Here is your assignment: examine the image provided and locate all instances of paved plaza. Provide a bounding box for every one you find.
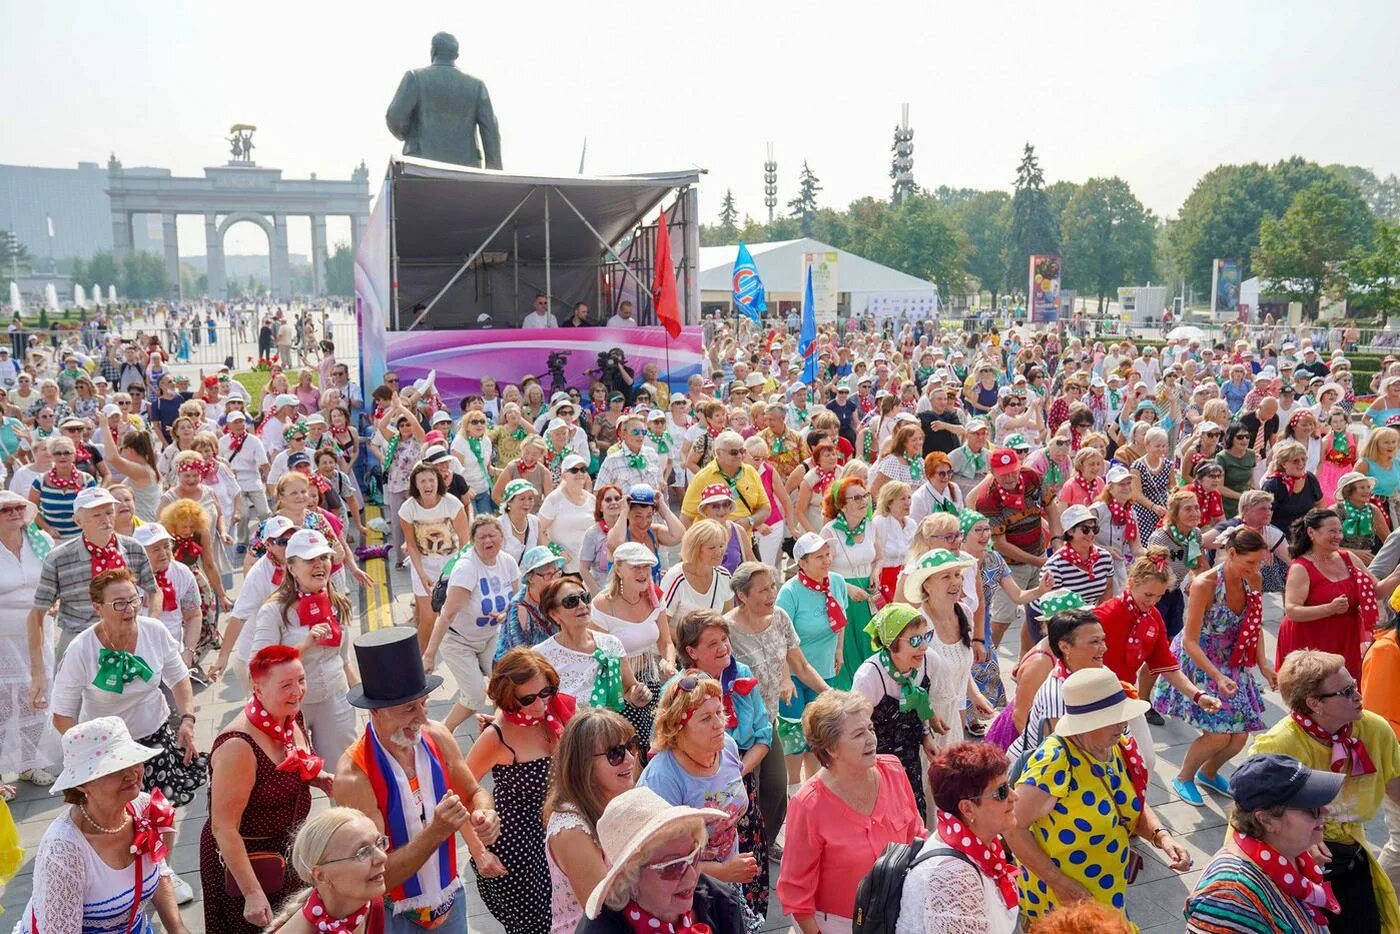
[2,546,1388,934]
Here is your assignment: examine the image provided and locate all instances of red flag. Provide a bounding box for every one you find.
[652,213,683,338]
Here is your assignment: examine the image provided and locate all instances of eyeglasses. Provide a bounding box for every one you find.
[629,428,646,436]
[1316,684,1361,701]
[104,597,142,612]
[933,469,952,478]
[718,448,743,456]
[846,493,870,503]
[968,782,1013,802]
[514,684,558,707]
[559,591,593,610]
[1075,523,1100,534]
[0,505,27,516]
[594,737,641,767]
[320,835,390,865]
[565,466,588,475]
[646,842,703,880]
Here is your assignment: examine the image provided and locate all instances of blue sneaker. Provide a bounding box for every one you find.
[1172,777,1204,807]
[1196,770,1231,796]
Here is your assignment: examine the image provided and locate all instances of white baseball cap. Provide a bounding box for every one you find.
[262,515,297,540]
[131,523,171,548]
[73,487,117,512]
[285,529,334,561]
[793,532,829,560]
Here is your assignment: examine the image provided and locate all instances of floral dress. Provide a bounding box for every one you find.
[1130,456,1173,540]
[1150,571,1265,733]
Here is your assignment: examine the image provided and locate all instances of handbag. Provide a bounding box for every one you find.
[223,850,287,898]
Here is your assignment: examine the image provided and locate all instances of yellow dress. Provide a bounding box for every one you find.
[0,798,22,910]
[1015,735,1141,931]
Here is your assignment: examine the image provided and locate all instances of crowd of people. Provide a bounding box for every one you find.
[2,306,1400,933]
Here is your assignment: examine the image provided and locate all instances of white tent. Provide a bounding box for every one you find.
[699,237,938,320]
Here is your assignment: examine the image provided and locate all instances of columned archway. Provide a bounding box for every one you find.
[215,212,276,298]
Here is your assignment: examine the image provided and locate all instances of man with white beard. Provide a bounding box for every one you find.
[335,627,502,932]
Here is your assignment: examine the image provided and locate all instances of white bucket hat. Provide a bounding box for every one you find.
[51,715,160,794]
[584,787,726,919]
[1059,504,1096,533]
[1053,668,1150,737]
[0,490,37,525]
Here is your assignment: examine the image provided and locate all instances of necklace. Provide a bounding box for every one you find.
[678,745,720,773]
[79,803,130,834]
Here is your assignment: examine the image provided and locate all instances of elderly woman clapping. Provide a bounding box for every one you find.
[579,786,743,932]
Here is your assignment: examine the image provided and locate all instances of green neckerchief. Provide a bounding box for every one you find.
[648,431,671,454]
[464,434,489,476]
[716,467,743,495]
[877,649,934,721]
[1339,499,1374,539]
[545,438,567,468]
[1166,524,1203,567]
[792,407,809,425]
[933,495,961,516]
[1108,388,1122,410]
[916,365,936,383]
[958,443,987,475]
[953,365,967,382]
[384,433,403,471]
[589,648,625,711]
[832,507,870,545]
[1046,458,1064,487]
[626,451,648,470]
[770,431,791,455]
[511,426,527,441]
[905,454,924,482]
[92,648,154,694]
[25,524,51,561]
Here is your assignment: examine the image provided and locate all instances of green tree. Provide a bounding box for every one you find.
[1170,163,1280,297]
[325,242,354,297]
[788,161,822,237]
[0,231,32,277]
[951,190,1010,308]
[86,251,120,291]
[872,194,968,303]
[1004,144,1059,295]
[1346,219,1400,314]
[1044,180,1081,224]
[718,190,739,238]
[1059,177,1157,312]
[1253,182,1375,317]
[121,251,170,301]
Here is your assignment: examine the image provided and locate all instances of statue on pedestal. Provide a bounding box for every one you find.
[386,32,502,170]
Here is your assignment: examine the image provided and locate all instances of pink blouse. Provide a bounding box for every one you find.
[1058,475,1104,507]
[776,755,924,921]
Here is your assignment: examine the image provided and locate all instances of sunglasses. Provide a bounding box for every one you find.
[594,737,640,767]
[467,419,487,426]
[513,684,559,708]
[565,466,588,475]
[933,469,952,478]
[900,632,928,649]
[969,781,1014,802]
[646,842,703,881]
[629,428,646,436]
[1075,523,1100,534]
[559,591,592,610]
[1316,684,1360,701]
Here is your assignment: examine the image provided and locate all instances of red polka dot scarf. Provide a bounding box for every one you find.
[1105,497,1138,544]
[154,568,178,613]
[1290,711,1376,776]
[797,569,847,633]
[935,809,1018,910]
[1056,542,1103,580]
[1228,583,1265,667]
[1234,830,1339,924]
[1120,591,1160,672]
[1118,734,1150,801]
[502,688,577,740]
[301,890,371,934]
[84,536,126,578]
[619,902,711,934]
[244,697,324,782]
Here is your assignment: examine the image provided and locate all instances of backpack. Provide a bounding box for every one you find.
[430,545,474,613]
[851,842,972,934]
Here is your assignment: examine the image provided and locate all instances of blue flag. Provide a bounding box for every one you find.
[799,264,817,384]
[731,242,766,323]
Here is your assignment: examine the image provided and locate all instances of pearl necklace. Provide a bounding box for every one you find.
[79,803,130,834]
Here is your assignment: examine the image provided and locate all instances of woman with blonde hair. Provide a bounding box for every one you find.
[267,807,388,933]
[1261,440,1323,539]
[894,512,966,607]
[1129,425,1174,540]
[158,497,229,666]
[660,518,734,621]
[1357,424,1400,526]
[492,435,554,511]
[873,480,916,605]
[594,545,673,752]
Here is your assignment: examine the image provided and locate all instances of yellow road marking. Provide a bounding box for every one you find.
[361,504,394,631]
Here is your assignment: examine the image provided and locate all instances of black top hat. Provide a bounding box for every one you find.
[347,627,443,709]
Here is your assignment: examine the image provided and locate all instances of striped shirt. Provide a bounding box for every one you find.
[33,534,157,632]
[1040,547,1114,605]
[1184,852,1327,933]
[31,472,97,540]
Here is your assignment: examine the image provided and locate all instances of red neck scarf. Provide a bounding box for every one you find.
[225,428,248,459]
[1105,496,1138,543]
[46,467,84,492]
[128,788,175,863]
[1120,591,1160,671]
[1057,542,1102,580]
[517,459,538,473]
[1290,712,1376,776]
[934,809,1018,910]
[719,657,760,730]
[171,533,203,564]
[295,589,342,648]
[271,560,285,586]
[1269,471,1306,495]
[1234,831,1339,924]
[1186,482,1224,525]
[502,690,577,740]
[84,536,126,577]
[620,903,710,934]
[812,466,836,496]
[154,568,178,612]
[1346,552,1381,632]
[245,696,324,782]
[987,476,1027,512]
[797,569,847,632]
[198,456,219,482]
[301,890,371,933]
[1228,583,1264,667]
[1118,733,1150,801]
[73,444,92,463]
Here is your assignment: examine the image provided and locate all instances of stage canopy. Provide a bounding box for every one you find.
[386,157,701,330]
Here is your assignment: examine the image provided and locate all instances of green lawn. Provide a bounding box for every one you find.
[233,370,272,404]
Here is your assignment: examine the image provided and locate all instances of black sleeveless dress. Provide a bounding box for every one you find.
[868,662,932,816]
[473,723,552,934]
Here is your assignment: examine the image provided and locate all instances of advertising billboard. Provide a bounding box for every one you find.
[1029,254,1061,323]
[1211,258,1241,316]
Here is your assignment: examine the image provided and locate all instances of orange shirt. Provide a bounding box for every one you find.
[1362,629,1400,737]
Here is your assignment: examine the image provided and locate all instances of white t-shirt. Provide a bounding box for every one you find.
[539,489,595,572]
[446,550,522,641]
[535,632,626,707]
[606,315,635,329]
[50,617,187,739]
[522,311,558,329]
[147,560,200,643]
[659,564,733,620]
[450,432,494,493]
[8,464,40,496]
[397,495,465,557]
[851,651,941,708]
[219,431,269,491]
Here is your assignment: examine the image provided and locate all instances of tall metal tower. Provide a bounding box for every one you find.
[763,143,778,222]
[891,104,915,204]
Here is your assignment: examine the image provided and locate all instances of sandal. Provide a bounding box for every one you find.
[0,785,16,802]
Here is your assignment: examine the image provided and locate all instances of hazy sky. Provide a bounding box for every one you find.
[3,0,1396,258]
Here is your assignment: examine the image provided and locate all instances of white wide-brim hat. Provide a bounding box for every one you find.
[584,787,726,919]
[902,548,977,604]
[1053,668,1151,737]
[0,490,37,525]
[52,715,160,794]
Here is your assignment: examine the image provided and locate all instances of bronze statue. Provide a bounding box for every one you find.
[386,32,502,170]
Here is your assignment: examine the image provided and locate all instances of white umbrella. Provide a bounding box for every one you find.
[1167,325,1206,342]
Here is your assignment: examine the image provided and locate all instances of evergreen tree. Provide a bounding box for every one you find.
[717,189,740,238]
[1003,143,1059,295]
[788,161,822,237]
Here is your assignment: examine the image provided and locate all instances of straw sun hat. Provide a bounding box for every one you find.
[1053,668,1150,737]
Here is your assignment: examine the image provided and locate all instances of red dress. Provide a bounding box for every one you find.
[1276,553,1368,677]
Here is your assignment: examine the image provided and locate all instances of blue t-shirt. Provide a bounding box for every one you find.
[638,735,747,862]
[1368,407,1400,429]
[776,572,849,679]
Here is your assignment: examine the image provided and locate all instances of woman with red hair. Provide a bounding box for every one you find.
[201,644,330,932]
[820,477,880,692]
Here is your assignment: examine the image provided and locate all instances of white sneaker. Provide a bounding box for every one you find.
[171,874,196,905]
[19,768,55,787]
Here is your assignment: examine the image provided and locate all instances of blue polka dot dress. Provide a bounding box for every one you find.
[1014,736,1142,929]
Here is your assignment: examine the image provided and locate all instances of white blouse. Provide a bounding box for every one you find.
[251,600,351,705]
[534,633,626,707]
[821,520,877,580]
[50,617,188,740]
[896,843,1018,934]
[873,515,917,568]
